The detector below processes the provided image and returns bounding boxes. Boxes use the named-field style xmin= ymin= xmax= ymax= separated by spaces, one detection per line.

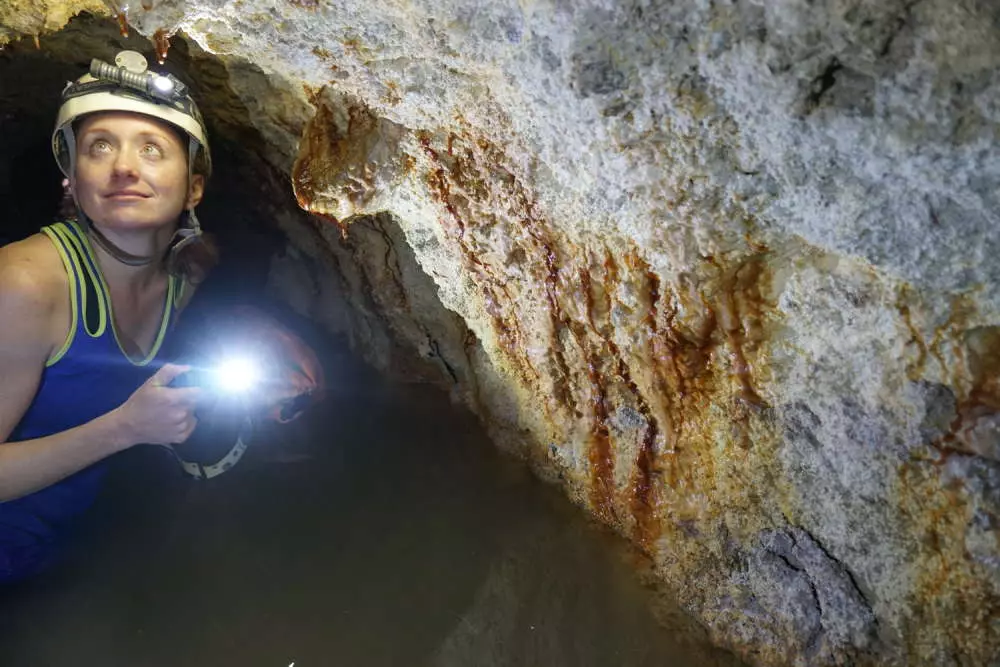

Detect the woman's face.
xmin=72 ymin=111 xmax=204 ymax=233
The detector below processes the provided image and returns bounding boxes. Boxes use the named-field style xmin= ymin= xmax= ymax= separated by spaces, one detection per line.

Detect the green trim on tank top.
xmin=69 ymin=220 xmax=177 ymax=367
xmin=40 ymin=225 xmax=79 ymax=367
xmin=49 ymin=223 xmax=108 ymax=338
xmin=41 ymin=221 xmax=179 ymax=368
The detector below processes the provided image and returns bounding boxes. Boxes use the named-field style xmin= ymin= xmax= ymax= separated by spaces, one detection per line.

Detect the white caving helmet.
xmin=52 ymin=50 xmax=212 ymax=267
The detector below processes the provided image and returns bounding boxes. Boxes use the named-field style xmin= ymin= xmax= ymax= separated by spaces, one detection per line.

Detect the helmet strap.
xmin=171 ymin=207 xmax=203 ymax=245
xmin=164 ymin=137 xmax=208 ymax=270
xmin=63 ymin=125 xmax=78 ymax=177
xmin=188 ymin=136 xmax=198 ymax=176
xmin=171 ymin=138 xmax=204 ymax=250
xmin=83 ymin=213 xmax=158 ymax=267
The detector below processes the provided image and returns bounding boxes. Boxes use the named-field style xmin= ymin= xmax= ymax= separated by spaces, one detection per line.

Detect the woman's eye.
xmin=141 ymin=143 xmax=164 ymax=158
xmin=89 ymin=140 xmax=112 ymax=155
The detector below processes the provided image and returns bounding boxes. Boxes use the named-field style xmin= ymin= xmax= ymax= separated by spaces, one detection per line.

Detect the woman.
xmin=0 ymin=50 xmax=319 ymax=583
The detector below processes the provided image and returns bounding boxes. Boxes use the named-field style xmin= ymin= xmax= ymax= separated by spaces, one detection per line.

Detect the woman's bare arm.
xmin=0 ymin=246 xmax=132 ymax=501
xmin=0 ymin=241 xmax=204 ymax=502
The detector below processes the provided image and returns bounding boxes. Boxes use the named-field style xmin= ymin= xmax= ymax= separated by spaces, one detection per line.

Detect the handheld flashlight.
xmin=170 ymin=356 xmax=262 ymax=396
xmin=212 ymin=357 xmax=261 ymax=394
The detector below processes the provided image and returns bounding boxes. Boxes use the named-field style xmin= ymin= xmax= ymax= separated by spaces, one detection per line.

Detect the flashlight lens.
xmin=152 ymin=76 xmax=174 ymax=94
xmin=215 ymin=358 xmax=259 ymax=393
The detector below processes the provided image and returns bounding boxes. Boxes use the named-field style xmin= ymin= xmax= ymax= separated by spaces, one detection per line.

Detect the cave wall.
xmin=3 ymin=2 xmax=999 ymax=665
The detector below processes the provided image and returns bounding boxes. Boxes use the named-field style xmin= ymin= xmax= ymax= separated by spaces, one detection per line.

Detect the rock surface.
xmin=3 ymin=1 xmax=999 ymax=664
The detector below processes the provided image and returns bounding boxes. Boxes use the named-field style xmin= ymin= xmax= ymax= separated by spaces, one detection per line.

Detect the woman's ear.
xmin=187 ymin=174 xmax=205 ymax=209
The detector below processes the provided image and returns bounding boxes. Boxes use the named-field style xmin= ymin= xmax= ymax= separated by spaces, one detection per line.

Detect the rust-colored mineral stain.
xmin=631 ymin=268 xmax=665 ymax=551
xmin=893 ymin=307 xmax=1000 ymax=661
xmin=897 ymin=292 xmax=928 ymax=380
xmin=580 ymin=261 xmax=660 ymax=551
xmin=626 ymin=248 xmax=776 ymax=499
xmin=631 ymin=427 xmax=658 ymax=552
xmin=418 ymin=128 xmax=678 ymax=539
xmin=495 ymin=160 xmax=576 ymax=411
xmin=418 ymin=133 xmax=538 ymax=385
xmin=381 ymin=81 xmax=402 ymax=106
xmin=644 ymin=266 xmax=716 ymax=458
xmin=705 ymin=255 xmax=773 ymax=451
xmin=646 ymin=270 xmax=660 ymax=331
xmin=912 ymin=295 xmax=1000 ymax=465
xmin=293 ymin=178 xmax=349 ymax=239
xmin=575 ymin=267 xmax=616 ymax=521
xmin=929 ymin=325 xmax=1000 ymax=463
xmin=115 ymin=11 xmax=129 ymax=36
xmin=928 ymin=294 xmax=976 ymax=388
xmin=291 ymin=100 xmax=332 ymax=210
xmin=636 ymin=261 xmax=715 ymax=490
xmin=537 ymin=238 xmax=574 ymax=408
xmin=291 ymin=100 xmax=353 ymax=238
xmin=342 ymin=36 xmax=365 ymax=55
xmin=896 ymin=452 xmax=999 ymax=662
xmin=722 ymin=256 xmax=769 ymax=410
xmin=585 ymin=351 xmax=616 ymax=523
xmin=140 ymin=0 xmax=154 ymax=10
xmin=152 ymin=29 xmax=171 ymax=64
xmin=302 ymin=84 xmax=323 ymax=107
xmin=315 ymin=211 xmax=349 ymax=239
xmin=579 ymin=266 xmax=598 ymax=332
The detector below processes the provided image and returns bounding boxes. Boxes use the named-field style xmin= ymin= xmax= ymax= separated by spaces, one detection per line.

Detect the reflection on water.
xmin=0 ymin=355 xmax=743 ymax=667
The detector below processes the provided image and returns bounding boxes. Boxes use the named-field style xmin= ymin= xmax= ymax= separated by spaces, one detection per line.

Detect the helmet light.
xmin=151 ymin=75 xmax=175 ymax=95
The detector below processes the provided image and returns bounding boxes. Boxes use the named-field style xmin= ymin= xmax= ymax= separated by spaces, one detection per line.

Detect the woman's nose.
xmin=111 ymin=149 xmax=140 ymax=177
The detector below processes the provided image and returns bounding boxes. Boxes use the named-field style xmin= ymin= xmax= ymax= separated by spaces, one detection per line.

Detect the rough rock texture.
xmin=3 ymin=1 xmax=1000 ymax=664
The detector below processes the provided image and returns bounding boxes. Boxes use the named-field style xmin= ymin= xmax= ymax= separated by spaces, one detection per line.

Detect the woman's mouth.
xmin=106 ymin=191 xmax=149 ymax=201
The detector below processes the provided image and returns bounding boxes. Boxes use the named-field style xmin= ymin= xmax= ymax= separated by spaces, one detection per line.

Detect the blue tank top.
xmin=0 ymin=221 xmax=184 ymax=582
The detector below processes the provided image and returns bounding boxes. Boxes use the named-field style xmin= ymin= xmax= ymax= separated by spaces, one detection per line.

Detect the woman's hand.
xmin=113 ymin=364 xmax=203 ymax=447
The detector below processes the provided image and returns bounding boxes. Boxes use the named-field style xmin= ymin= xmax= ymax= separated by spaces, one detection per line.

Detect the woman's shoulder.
xmin=0 ymin=232 xmax=67 ymax=309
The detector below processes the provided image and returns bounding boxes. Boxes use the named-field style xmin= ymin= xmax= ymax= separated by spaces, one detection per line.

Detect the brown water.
xmin=0 ymin=359 xmax=743 ymax=667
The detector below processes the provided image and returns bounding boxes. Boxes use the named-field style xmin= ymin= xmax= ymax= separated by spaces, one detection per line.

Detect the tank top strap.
xmin=40 ymin=221 xmax=109 ymax=366
xmin=40 ymin=221 xmax=183 ymax=367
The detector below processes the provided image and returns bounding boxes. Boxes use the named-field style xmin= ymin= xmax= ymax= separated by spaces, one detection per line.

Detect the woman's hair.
xmin=62 ymin=115 xmax=218 ymax=286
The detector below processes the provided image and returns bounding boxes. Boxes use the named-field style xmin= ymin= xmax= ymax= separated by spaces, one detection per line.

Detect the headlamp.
xmin=89 ymin=57 xmax=188 ymax=103
xmin=151 ymin=75 xmax=176 ymax=95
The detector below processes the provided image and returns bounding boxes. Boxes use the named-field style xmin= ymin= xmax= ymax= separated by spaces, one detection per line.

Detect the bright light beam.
xmin=214 ymin=357 xmax=260 ymax=393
